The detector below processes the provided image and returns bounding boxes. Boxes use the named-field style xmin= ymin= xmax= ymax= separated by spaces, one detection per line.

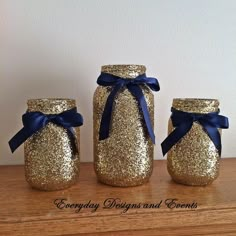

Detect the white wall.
xmin=0 ymin=0 xmax=235 ymax=165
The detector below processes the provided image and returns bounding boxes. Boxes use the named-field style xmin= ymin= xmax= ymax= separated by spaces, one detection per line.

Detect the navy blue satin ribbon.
xmin=161 ymin=107 xmax=229 ymax=156
xmin=9 ymin=108 xmax=83 ymax=154
xmin=97 ymin=72 xmax=160 ymax=143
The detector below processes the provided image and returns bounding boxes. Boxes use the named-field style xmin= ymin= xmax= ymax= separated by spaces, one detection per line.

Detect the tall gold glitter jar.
xmin=93 ymin=65 xmax=156 ymax=187
xmin=166 ymin=98 xmax=224 ymax=186
xmin=24 ymin=99 xmax=80 ymax=191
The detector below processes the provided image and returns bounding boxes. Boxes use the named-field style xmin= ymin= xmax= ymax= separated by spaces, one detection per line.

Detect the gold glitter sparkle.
xmin=24 ymin=98 xmax=80 ymax=191
xmin=93 ymin=65 xmax=154 ymax=187
xmin=167 ymin=98 xmax=221 ymax=186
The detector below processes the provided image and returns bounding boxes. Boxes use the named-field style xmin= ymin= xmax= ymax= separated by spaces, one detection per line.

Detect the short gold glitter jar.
xmin=24 ymin=99 xmax=80 ymax=191
xmin=93 ymin=65 xmax=156 ymax=187
xmin=166 ymin=98 xmax=224 ymax=186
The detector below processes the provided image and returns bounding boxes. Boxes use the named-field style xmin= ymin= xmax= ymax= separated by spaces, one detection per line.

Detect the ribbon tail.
xmin=161 ymin=121 xmax=193 ymax=156
xmin=9 ymin=127 xmax=34 ymax=153
xmin=67 ymin=128 xmax=78 ymax=158
xmin=99 ymin=84 xmax=123 ymax=140
xmin=128 ymin=84 xmax=155 ymax=144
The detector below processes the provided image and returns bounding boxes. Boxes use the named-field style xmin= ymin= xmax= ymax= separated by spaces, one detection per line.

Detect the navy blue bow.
xmin=9 ymin=108 xmax=83 ymax=154
xmin=161 ymin=107 xmax=229 ymax=156
xmin=97 ymin=72 xmax=160 ymax=143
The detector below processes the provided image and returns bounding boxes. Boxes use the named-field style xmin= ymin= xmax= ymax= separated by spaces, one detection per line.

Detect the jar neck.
xmin=172 ymin=98 xmax=219 ymax=113
xmin=101 ymin=64 xmax=146 ymax=79
xmin=27 ymin=98 xmax=76 ymax=114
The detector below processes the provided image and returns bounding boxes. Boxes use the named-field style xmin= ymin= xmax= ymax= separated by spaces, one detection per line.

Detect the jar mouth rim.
xmin=101 ymin=65 xmax=146 ymax=78
xmin=172 ymin=98 xmax=219 ymax=113
xmin=173 ymin=98 xmax=219 ymax=102
xmin=27 ymin=98 xmax=77 ymax=113
xmin=28 ymin=98 xmax=76 ymax=103
xmin=102 ymin=64 xmax=146 ymax=67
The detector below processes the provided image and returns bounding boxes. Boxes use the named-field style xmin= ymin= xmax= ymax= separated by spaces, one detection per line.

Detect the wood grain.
xmin=0 ymin=159 xmax=236 ymax=235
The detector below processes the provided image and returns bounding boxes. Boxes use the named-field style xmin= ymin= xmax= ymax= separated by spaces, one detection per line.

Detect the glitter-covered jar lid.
xmin=27 ymin=98 xmax=76 ymax=114
xmin=172 ymin=98 xmax=219 ymax=113
xmin=101 ymin=64 xmax=146 ymax=79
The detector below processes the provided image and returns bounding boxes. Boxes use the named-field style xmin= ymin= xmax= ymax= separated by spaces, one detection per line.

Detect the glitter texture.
xmin=25 ymin=99 xmax=80 ymax=191
xmin=93 ymin=65 xmax=154 ymax=187
xmin=167 ymin=98 xmax=221 ymax=186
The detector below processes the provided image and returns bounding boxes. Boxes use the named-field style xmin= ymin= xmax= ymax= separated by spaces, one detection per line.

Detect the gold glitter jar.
xmin=24 ymin=99 xmax=81 ymax=191
xmin=93 ymin=65 xmax=158 ymax=187
xmin=166 ymin=98 xmax=227 ymax=186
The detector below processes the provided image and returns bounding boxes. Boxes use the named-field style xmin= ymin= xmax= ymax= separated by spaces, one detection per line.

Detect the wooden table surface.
xmin=0 ymin=159 xmax=236 ymax=236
